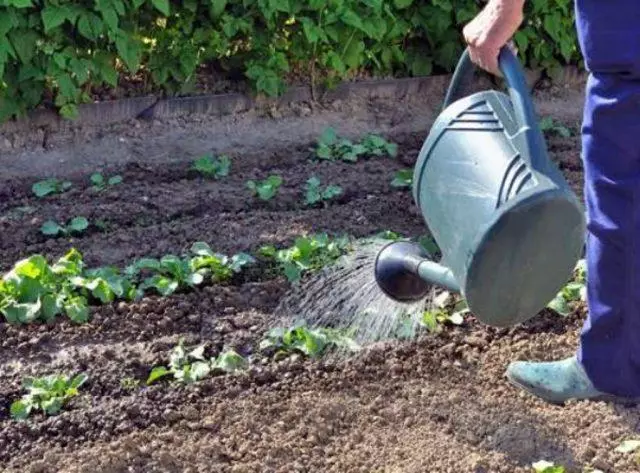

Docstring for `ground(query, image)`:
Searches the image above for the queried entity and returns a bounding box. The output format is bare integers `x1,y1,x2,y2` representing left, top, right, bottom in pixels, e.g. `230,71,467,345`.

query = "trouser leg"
577,71,640,397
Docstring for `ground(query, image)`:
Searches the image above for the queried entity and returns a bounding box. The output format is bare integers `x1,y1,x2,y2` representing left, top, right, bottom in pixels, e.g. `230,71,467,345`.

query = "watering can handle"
442,46,538,132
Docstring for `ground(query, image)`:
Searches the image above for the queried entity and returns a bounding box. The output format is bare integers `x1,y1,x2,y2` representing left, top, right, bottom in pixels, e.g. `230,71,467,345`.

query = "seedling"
420,291,468,333
531,461,566,473
391,169,413,188
32,178,72,198
189,241,255,283
361,133,398,158
191,154,231,179
147,340,247,385
304,176,342,206
540,117,572,138
247,175,282,201
90,173,122,191
260,321,359,358
259,233,352,282
547,259,586,316
126,255,204,296
41,216,89,236
312,127,397,162
10,373,88,420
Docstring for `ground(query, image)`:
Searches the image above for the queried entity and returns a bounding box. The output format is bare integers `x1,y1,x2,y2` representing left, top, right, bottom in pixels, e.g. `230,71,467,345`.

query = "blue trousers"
575,0,640,396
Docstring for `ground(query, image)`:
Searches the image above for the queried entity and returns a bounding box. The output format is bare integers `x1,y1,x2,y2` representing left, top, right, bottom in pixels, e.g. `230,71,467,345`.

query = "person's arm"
462,0,525,75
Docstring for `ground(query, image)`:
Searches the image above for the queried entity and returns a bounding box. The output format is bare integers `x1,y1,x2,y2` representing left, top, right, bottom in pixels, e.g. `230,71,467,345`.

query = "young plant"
391,169,413,188
147,339,247,385
259,321,359,358
312,128,398,162
32,178,72,198
361,133,398,158
189,242,255,283
547,259,586,316
259,233,352,282
126,255,204,296
90,173,123,191
420,290,468,333
191,154,231,179
304,176,342,206
0,249,91,324
10,373,88,420
531,461,566,473
247,175,282,201
540,117,572,138
41,217,89,237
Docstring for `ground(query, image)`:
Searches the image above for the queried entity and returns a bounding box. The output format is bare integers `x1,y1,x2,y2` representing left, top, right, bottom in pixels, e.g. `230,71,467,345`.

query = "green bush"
0,0,581,123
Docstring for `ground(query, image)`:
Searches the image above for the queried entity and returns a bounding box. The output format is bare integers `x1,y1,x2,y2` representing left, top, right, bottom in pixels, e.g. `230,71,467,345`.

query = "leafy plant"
247,175,282,201
420,290,468,333
304,176,342,206
147,340,247,385
531,461,566,473
126,242,254,296
260,321,359,359
391,169,413,188
547,259,586,316
0,0,580,123
259,233,352,282
90,173,123,191
10,373,88,420
32,178,72,198
41,217,89,237
540,117,572,138
312,128,397,162
191,155,231,179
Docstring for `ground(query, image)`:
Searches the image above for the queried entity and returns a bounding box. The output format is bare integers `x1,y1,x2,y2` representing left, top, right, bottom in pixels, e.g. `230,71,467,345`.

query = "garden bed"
1,86,639,473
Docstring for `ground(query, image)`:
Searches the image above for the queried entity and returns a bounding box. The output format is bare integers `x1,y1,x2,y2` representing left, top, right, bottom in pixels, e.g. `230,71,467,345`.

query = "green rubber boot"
506,355,640,405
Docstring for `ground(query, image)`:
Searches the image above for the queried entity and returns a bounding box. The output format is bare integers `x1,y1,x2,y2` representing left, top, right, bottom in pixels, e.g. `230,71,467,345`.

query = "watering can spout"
374,241,461,302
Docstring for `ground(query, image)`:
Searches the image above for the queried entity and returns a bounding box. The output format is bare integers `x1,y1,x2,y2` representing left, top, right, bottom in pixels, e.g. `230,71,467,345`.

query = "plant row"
0,0,581,122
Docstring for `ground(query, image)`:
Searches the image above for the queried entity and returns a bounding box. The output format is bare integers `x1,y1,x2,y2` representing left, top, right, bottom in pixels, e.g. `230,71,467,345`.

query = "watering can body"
377,47,585,327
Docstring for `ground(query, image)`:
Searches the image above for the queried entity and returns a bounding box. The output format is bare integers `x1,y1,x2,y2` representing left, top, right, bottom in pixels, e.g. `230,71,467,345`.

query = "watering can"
374,46,586,327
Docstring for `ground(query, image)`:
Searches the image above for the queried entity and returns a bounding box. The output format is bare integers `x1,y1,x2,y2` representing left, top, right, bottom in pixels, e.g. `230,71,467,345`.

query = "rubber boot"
505,356,640,405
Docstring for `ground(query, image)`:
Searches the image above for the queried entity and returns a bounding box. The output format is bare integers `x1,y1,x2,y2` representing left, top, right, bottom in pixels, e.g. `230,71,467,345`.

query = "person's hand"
462,0,525,75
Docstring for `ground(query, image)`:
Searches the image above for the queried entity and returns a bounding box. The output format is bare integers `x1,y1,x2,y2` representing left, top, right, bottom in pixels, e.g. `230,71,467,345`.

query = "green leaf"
393,0,413,8
68,217,89,233
210,0,227,17
41,221,64,236
41,5,68,33
8,0,33,8
146,366,170,384
107,175,122,185
10,400,30,419
151,0,170,16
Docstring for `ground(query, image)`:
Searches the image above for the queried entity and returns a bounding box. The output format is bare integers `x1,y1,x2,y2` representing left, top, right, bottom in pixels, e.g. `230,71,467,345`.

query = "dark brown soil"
2,128,639,473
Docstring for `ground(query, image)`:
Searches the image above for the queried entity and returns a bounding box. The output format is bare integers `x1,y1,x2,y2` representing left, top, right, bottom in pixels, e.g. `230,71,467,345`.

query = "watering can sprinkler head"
374,241,461,303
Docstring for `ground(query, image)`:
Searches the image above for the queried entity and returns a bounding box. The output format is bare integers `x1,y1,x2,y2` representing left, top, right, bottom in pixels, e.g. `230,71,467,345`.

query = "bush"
0,0,581,123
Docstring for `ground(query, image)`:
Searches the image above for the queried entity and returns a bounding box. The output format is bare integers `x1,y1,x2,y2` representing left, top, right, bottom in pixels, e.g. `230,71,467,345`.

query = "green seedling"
260,321,359,359
0,249,91,324
259,233,352,282
540,117,572,138
189,241,254,283
10,373,88,420
547,259,586,316
191,154,231,179
126,243,254,296
531,461,566,473
247,175,282,201
391,169,413,188
41,217,89,237
71,266,141,304
32,178,72,198
147,339,247,385
420,290,468,333
312,127,397,162
304,176,342,206
90,173,123,191
361,133,398,158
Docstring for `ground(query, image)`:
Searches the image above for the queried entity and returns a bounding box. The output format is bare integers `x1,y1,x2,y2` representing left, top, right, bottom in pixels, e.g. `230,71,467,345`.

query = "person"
462,0,640,405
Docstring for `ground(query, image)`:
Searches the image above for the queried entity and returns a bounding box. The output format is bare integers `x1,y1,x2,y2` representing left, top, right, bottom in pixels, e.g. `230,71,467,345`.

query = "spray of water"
272,237,438,348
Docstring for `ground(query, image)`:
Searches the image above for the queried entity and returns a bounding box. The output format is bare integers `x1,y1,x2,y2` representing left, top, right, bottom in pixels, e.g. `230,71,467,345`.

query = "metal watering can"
374,46,586,327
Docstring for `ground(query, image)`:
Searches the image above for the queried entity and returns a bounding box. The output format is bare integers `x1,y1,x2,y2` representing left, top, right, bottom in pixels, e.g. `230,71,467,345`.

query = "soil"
2,89,639,473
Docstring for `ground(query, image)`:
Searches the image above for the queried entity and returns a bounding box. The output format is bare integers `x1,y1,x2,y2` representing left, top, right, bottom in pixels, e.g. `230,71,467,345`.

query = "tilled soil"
2,129,638,473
